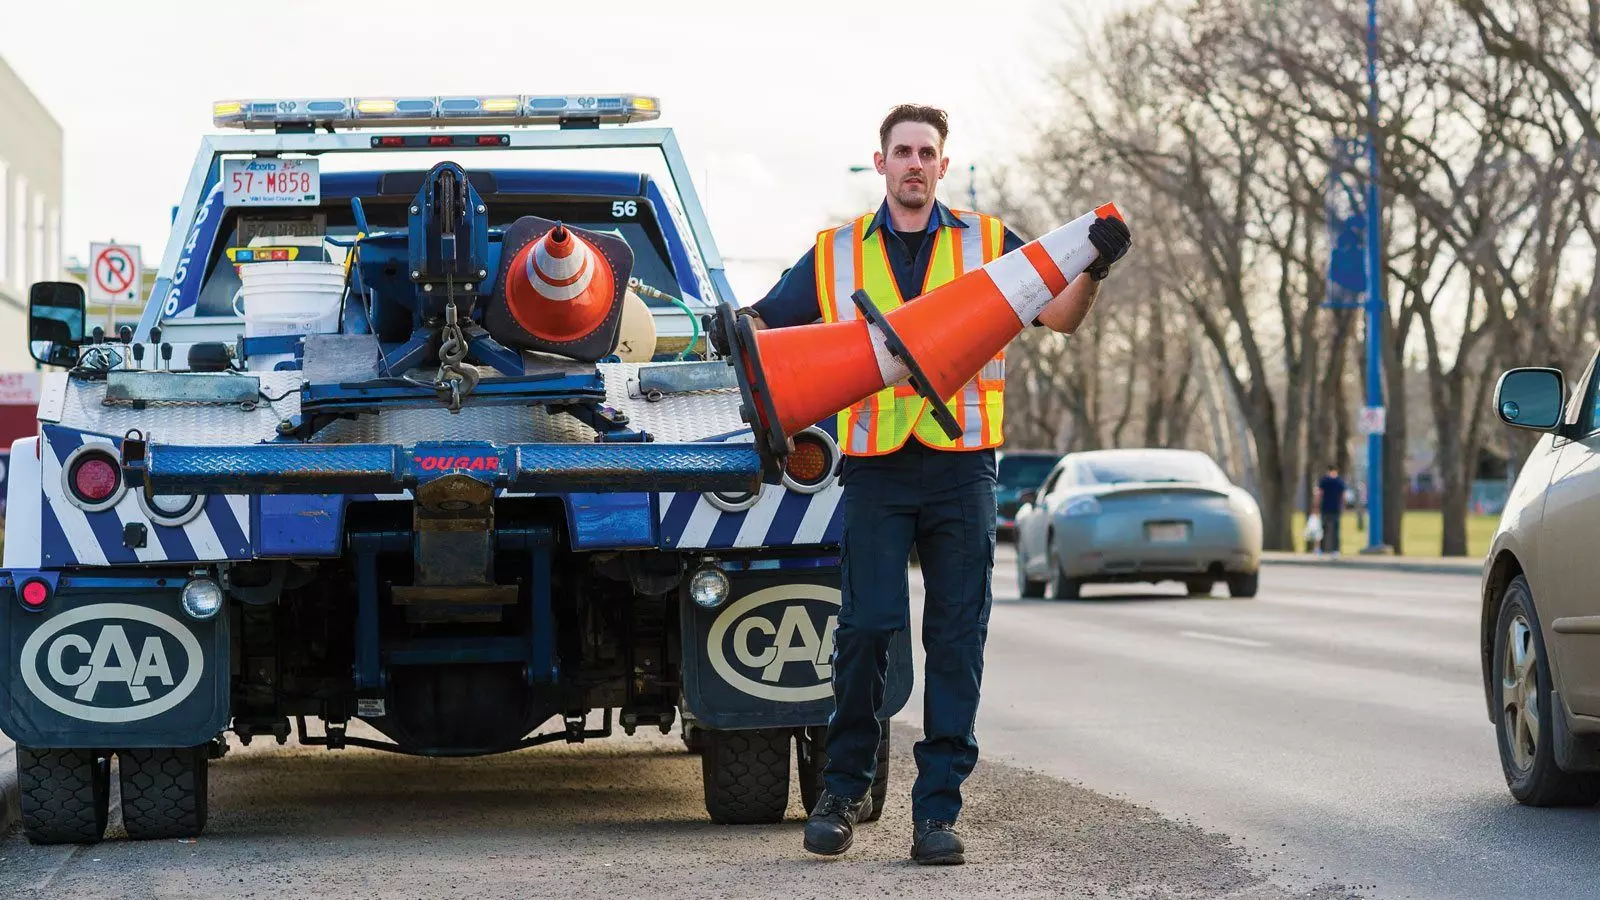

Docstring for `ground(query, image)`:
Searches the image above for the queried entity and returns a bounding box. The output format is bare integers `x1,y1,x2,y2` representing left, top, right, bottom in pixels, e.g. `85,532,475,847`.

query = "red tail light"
64,447,124,510
19,579,49,610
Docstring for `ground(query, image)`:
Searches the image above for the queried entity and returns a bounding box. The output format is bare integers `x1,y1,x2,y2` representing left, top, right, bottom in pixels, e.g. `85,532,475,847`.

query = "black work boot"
911,819,966,865
803,790,874,856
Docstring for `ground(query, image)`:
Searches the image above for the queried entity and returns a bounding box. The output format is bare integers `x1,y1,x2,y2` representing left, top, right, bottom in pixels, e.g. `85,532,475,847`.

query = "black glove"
1085,216,1132,282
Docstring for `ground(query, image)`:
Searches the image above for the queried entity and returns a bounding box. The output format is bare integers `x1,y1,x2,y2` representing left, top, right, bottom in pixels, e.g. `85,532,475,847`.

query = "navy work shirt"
751,199,1028,328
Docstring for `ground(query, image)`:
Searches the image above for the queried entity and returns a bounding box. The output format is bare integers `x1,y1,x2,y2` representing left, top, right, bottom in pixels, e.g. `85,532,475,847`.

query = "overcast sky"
0,0,1113,302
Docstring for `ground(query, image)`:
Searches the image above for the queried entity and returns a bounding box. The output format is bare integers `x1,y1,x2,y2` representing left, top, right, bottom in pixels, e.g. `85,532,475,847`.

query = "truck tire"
701,727,790,824
17,746,109,845
682,718,706,754
118,745,209,840
797,723,890,823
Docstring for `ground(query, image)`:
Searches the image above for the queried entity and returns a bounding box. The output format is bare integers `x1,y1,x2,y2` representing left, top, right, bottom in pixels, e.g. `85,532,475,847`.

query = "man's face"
874,122,949,210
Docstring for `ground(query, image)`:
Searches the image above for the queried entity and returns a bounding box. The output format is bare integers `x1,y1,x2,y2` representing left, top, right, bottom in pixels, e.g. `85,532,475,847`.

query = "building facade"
0,54,64,372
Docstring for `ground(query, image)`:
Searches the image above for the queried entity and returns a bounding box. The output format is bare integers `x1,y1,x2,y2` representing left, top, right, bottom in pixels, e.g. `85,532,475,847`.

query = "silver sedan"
1012,449,1263,599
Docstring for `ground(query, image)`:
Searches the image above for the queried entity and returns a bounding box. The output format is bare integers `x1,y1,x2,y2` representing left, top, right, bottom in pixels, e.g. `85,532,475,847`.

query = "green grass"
1289,510,1497,558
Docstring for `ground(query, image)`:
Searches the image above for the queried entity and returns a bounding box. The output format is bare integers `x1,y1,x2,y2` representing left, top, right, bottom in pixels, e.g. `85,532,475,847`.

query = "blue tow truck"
1,94,910,843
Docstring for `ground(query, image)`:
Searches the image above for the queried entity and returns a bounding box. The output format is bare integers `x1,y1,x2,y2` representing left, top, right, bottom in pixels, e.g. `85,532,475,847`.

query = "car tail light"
19,579,49,611
63,446,125,511
781,428,838,494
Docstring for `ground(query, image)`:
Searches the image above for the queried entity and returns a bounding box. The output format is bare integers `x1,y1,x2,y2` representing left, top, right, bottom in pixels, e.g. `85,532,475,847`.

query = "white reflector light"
181,578,225,620
689,566,731,610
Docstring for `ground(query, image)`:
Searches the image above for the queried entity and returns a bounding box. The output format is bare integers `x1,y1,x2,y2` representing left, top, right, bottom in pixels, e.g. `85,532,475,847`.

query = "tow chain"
431,166,479,412
436,300,479,412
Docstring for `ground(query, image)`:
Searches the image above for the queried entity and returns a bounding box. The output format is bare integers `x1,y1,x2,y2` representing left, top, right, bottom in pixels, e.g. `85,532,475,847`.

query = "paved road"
899,548,1596,900
0,555,1586,898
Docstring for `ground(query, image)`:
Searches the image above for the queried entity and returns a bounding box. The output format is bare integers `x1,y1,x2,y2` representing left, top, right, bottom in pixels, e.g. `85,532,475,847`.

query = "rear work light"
781,428,839,494
62,445,125,512
19,579,49,611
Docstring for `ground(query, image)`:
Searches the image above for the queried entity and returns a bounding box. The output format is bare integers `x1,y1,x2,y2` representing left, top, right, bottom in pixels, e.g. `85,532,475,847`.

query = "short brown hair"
879,104,949,151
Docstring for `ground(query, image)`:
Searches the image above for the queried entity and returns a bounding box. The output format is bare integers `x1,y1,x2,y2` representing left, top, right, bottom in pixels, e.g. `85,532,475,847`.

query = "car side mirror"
1495,367,1565,432
29,281,87,368
1019,489,1038,506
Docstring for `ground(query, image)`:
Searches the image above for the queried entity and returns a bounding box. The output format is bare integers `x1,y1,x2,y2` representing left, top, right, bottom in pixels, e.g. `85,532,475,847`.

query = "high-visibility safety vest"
815,209,1008,456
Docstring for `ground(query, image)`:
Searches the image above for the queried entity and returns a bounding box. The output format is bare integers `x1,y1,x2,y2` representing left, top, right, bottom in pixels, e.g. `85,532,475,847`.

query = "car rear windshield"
998,455,1060,488
1080,454,1221,485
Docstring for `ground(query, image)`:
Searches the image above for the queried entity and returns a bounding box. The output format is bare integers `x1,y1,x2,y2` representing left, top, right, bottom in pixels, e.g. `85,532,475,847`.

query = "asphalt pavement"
0,555,1589,899
903,548,1592,900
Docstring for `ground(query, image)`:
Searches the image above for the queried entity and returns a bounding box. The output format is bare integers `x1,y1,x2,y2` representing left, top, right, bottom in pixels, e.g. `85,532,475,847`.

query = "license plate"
223,158,320,207
1146,522,1190,543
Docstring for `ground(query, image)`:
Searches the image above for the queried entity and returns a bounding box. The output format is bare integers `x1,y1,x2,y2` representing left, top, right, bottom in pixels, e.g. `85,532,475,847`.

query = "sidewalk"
1262,550,1482,576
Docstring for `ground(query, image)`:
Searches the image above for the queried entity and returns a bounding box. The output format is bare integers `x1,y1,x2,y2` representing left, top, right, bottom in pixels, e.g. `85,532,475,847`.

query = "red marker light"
377,136,405,148
20,580,48,609
428,135,453,147
71,456,120,503
476,135,502,146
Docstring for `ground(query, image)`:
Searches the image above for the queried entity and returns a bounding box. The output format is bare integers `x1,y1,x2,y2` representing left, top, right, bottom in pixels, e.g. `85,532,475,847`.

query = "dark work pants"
822,440,997,824
1321,510,1342,552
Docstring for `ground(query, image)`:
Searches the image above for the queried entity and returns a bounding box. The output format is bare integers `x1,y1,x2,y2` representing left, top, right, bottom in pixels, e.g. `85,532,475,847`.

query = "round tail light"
19,579,49,610
781,428,838,494
62,446,125,511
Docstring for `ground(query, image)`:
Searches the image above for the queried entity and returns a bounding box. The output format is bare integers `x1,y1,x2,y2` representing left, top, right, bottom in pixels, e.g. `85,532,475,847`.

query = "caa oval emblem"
19,603,204,723
706,584,840,702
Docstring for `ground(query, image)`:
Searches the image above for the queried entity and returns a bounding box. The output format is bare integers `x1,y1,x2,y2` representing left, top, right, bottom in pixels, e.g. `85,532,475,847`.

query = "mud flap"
679,566,913,730
0,582,230,748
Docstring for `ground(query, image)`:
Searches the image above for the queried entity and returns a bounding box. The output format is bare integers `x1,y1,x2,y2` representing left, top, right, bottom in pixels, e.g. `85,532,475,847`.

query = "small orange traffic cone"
486,217,633,361
722,203,1122,477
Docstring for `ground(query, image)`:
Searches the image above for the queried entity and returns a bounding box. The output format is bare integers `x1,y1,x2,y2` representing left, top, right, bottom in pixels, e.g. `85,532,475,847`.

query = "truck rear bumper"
125,439,763,496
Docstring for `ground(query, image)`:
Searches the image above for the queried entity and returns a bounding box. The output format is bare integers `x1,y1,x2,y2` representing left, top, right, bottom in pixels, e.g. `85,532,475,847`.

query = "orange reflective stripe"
816,228,836,322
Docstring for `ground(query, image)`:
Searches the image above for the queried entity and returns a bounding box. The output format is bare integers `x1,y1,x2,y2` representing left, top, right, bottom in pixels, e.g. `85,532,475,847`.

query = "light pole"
1362,0,1387,553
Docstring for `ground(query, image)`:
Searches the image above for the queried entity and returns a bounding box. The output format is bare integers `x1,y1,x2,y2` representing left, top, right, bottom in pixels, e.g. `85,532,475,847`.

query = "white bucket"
235,261,346,336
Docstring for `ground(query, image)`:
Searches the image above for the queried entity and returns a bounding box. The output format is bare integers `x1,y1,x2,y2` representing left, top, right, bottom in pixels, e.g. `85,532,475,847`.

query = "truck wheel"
118,745,209,839
17,746,109,845
1493,576,1600,806
797,723,890,822
701,727,790,824
1226,572,1259,598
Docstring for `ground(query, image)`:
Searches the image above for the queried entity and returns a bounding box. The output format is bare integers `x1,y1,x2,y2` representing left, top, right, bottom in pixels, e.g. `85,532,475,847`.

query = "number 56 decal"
611,200,638,218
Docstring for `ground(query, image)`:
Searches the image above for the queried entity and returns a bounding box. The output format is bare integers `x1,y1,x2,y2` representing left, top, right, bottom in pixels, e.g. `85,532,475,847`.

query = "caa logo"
20,603,204,723
706,585,840,702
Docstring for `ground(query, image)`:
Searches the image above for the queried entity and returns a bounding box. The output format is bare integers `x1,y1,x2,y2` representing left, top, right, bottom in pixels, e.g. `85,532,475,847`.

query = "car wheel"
1051,556,1081,600
1185,578,1214,596
1493,576,1600,806
1226,571,1259,598
1016,545,1047,599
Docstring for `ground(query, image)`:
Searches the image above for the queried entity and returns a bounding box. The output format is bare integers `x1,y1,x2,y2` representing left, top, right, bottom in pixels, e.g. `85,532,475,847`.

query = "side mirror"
1018,489,1038,506
29,281,87,368
1495,367,1565,432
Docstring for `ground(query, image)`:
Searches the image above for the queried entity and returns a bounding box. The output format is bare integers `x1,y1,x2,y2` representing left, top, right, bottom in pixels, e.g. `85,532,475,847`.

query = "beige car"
1485,362,1600,805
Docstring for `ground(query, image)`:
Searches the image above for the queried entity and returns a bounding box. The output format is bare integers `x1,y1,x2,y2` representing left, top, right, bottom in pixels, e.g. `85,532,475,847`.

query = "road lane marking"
1179,630,1270,648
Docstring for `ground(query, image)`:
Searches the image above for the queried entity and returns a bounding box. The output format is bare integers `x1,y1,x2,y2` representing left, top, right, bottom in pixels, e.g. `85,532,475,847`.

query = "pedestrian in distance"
1318,465,1348,557
734,104,1131,865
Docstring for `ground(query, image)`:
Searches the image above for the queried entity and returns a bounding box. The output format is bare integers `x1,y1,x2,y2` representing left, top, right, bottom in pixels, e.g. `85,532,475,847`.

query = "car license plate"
223,158,320,207
1146,522,1190,543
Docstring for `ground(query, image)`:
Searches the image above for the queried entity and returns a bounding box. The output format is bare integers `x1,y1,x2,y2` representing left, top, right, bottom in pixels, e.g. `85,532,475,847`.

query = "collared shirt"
750,198,1027,328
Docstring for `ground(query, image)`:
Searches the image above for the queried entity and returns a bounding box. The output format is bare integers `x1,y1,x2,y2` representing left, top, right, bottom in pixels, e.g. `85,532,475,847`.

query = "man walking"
1318,465,1348,556
743,104,1130,864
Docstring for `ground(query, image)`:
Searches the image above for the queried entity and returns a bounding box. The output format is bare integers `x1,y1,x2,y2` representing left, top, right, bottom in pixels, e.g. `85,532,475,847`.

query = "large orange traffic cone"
721,203,1122,479
486,217,633,361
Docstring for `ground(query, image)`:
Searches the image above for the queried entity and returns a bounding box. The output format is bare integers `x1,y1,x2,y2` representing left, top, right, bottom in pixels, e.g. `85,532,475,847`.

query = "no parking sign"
88,242,142,306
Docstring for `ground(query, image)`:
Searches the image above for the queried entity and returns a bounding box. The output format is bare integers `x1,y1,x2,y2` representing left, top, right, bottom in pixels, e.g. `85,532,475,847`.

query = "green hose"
629,277,703,360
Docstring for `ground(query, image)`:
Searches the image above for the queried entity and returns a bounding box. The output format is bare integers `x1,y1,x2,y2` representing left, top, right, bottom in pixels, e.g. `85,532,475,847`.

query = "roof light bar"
213,94,662,130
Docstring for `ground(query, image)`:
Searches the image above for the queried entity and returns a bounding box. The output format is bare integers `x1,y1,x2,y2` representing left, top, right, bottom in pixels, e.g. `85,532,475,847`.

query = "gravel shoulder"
0,723,1359,900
